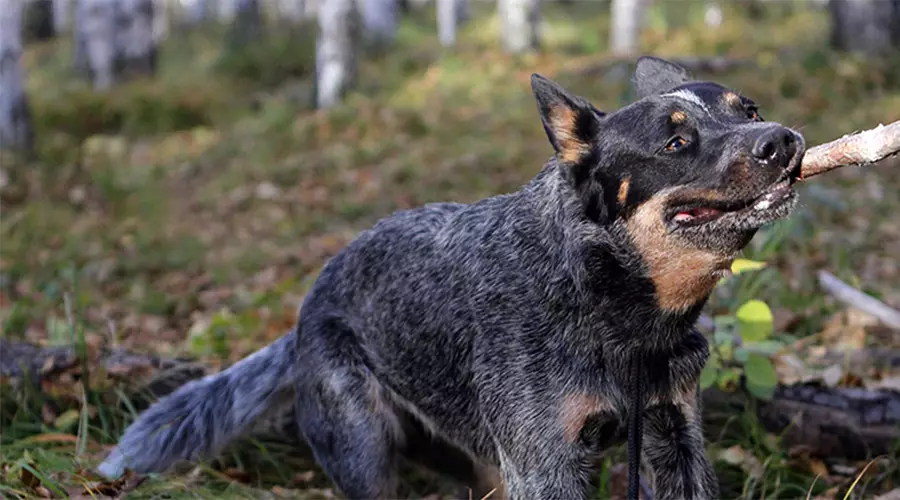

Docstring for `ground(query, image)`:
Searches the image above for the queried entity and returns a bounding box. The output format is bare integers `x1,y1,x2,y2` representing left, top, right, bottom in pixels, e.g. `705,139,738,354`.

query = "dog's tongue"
674,207,721,223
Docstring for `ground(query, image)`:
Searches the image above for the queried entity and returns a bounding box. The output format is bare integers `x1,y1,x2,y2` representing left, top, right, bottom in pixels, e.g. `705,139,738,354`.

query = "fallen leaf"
293,470,316,483
718,445,764,479
821,364,844,387
224,467,251,483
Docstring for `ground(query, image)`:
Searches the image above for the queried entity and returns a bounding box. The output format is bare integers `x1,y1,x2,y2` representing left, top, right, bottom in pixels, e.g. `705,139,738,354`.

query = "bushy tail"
97,332,298,479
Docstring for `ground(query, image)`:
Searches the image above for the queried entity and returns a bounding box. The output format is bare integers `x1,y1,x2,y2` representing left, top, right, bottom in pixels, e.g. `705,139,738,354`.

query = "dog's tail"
97,332,298,479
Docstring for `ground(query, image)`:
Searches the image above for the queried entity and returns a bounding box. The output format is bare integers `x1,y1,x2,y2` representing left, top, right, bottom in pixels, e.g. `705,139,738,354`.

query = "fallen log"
2,339,899,462
702,383,900,460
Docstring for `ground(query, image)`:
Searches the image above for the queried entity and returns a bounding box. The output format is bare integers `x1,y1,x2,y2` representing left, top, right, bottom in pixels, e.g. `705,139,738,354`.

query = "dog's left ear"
531,73,603,165
633,56,694,98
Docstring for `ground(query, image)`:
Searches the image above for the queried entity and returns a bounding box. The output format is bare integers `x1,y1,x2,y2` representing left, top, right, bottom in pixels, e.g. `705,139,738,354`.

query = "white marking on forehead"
661,89,710,115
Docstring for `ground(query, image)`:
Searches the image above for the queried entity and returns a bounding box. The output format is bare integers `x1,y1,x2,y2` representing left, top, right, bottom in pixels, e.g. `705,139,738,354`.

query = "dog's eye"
665,136,688,152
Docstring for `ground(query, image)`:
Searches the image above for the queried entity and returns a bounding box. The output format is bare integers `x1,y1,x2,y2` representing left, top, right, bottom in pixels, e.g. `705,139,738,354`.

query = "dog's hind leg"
294,317,403,499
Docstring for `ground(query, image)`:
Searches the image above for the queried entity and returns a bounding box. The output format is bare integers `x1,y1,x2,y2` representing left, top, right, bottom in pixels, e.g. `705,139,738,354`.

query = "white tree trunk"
609,0,646,56
359,0,396,45
437,0,466,47
76,0,117,90
0,0,34,153
498,0,540,53
118,0,158,75
315,0,360,109
54,0,71,32
151,0,168,43
75,0,157,91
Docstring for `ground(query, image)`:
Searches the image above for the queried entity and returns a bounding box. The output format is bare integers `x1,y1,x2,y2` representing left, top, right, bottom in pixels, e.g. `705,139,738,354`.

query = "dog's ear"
530,73,603,165
633,56,693,98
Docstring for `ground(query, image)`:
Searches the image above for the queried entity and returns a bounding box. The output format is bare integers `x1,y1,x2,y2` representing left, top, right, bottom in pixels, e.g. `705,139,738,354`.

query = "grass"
2,0,900,498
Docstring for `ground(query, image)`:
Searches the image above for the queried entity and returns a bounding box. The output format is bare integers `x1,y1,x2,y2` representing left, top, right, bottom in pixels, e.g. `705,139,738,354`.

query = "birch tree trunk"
609,0,647,56
437,0,466,47
76,0,118,90
151,0,168,44
117,0,158,79
182,0,208,25
359,0,397,46
828,0,900,56
0,0,34,154
315,0,361,109
54,0,71,33
498,0,540,54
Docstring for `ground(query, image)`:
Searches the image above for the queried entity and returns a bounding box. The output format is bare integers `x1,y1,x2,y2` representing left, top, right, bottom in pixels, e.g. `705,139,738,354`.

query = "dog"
97,56,805,500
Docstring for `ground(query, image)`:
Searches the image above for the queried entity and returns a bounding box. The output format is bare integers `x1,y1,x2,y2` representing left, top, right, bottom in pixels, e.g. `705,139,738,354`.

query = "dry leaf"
719,445,764,479
821,364,844,387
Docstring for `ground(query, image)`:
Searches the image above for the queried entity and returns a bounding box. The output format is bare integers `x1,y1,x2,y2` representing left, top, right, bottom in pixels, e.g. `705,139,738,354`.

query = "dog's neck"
523,159,706,351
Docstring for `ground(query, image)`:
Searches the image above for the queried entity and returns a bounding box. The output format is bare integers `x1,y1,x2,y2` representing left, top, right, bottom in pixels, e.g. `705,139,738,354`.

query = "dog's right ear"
530,73,603,166
633,56,693,98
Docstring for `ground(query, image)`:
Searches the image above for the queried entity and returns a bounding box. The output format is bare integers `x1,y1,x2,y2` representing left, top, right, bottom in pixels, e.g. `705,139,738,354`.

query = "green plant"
700,259,784,401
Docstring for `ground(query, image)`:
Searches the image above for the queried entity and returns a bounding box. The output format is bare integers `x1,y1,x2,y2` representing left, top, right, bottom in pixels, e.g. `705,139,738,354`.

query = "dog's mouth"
665,166,800,229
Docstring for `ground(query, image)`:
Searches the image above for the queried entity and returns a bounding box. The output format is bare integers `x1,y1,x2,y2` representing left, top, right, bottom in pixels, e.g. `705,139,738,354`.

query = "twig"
816,270,900,330
800,120,900,180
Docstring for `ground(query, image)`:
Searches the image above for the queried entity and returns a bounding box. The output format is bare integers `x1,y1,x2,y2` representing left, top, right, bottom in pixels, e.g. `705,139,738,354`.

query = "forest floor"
2,1,900,499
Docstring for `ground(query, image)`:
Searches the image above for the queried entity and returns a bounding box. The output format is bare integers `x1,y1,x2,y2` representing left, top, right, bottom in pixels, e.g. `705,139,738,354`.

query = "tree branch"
799,120,900,180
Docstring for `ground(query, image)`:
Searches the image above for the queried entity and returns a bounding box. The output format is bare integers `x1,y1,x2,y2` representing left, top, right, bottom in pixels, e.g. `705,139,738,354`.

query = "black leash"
626,354,645,500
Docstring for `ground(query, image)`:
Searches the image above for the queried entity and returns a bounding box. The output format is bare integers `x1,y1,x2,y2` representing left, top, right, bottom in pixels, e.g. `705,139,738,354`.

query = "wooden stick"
799,120,900,180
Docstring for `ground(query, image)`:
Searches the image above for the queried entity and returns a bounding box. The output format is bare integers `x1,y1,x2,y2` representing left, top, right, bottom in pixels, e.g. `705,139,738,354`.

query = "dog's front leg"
496,445,591,500
642,386,718,500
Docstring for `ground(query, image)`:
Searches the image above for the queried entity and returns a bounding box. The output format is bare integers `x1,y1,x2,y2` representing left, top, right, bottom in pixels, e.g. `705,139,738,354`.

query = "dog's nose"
751,127,797,164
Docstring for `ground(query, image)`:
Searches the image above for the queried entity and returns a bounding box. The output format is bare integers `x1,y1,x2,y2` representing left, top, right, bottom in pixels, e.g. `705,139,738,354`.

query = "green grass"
2,1,900,498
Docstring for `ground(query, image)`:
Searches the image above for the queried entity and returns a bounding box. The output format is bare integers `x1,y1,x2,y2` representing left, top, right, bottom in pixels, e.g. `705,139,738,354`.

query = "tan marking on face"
722,92,741,107
617,177,631,206
670,110,687,124
559,393,610,443
626,192,733,312
551,106,591,164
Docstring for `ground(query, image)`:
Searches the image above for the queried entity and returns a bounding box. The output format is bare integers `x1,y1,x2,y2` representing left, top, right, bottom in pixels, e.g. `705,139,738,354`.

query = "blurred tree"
498,0,540,53
118,0,159,77
360,0,397,46
437,0,467,47
54,0,71,33
0,0,35,154
24,0,57,41
218,0,238,22
183,0,209,25
227,0,262,47
277,0,307,22
74,0,158,91
829,0,900,56
610,0,648,56
315,0,361,108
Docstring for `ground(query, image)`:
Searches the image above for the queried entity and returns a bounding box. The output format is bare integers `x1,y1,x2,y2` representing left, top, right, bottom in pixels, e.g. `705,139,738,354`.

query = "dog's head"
531,56,806,312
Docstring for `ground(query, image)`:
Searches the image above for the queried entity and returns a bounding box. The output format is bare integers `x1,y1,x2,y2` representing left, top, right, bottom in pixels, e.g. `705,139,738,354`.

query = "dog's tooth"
754,199,771,211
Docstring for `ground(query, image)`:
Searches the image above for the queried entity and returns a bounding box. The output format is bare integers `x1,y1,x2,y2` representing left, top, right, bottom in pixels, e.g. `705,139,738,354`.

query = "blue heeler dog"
98,57,806,500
